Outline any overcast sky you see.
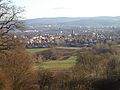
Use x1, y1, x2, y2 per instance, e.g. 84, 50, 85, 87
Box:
13, 0, 120, 19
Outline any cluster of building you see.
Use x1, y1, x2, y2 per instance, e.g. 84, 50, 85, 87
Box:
24, 29, 120, 48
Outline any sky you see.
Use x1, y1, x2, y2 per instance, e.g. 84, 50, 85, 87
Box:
13, 0, 120, 19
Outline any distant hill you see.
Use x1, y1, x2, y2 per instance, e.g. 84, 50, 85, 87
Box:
24, 17, 81, 25
24, 16, 120, 27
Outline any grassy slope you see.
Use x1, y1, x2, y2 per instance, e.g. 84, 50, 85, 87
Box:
34, 56, 76, 71
27, 48, 77, 71
26, 48, 49, 53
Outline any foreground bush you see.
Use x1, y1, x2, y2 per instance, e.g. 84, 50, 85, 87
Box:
0, 47, 38, 90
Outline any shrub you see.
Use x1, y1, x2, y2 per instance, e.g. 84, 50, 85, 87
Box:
0, 47, 38, 90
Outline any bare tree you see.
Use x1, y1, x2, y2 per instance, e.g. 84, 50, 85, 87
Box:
0, 0, 24, 51
0, 0, 24, 34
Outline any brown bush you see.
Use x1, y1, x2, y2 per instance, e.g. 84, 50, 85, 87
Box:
0, 47, 38, 90
0, 70, 12, 90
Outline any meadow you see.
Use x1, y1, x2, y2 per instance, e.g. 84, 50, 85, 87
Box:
26, 48, 49, 53
27, 48, 77, 71
35, 56, 76, 71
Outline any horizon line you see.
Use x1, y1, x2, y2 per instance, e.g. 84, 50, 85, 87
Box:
24, 16, 120, 20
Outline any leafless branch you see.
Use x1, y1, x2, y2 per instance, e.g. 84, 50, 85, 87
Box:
0, 0, 25, 51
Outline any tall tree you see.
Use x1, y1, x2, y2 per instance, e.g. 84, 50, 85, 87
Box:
0, 0, 24, 51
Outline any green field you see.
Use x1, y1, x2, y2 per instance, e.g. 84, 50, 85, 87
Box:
34, 56, 76, 71
27, 48, 77, 71
26, 48, 49, 53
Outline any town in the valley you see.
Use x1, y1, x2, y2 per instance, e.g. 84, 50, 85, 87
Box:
12, 25, 120, 48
